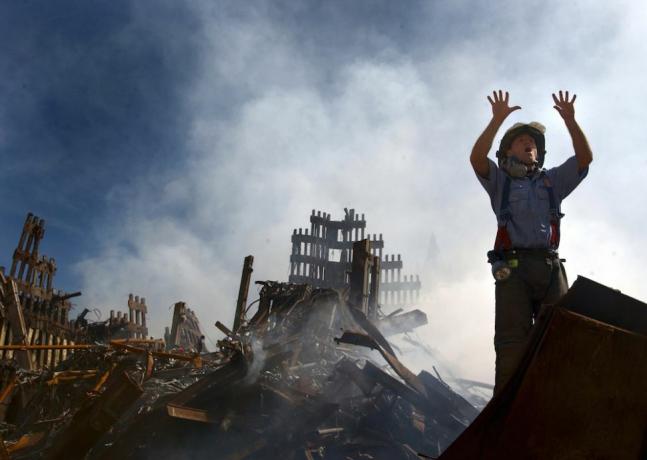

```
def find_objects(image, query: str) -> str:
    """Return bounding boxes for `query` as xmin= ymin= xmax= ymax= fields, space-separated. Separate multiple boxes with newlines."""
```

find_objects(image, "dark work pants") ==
xmin=493 ymin=253 xmax=569 ymax=395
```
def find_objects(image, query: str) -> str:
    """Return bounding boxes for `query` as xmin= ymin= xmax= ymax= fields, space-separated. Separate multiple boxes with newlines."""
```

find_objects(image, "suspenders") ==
xmin=493 ymin=176 xmax=513 ymax=252
xmin=493 ymin=172 xmax=562 ymax=252
xmin=542 ymin=174 xmax=564 ymax=249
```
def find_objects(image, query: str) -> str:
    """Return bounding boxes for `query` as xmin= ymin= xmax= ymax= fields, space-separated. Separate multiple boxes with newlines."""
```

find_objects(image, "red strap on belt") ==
xmin=494 ymin=225 xmax=512 ymax=251
xmin=549 ymin=220 xmax=560 ymax=248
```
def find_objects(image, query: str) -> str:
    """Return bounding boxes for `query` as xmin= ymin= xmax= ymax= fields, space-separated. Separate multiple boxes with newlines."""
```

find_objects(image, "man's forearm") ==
xmin=470 ymin=116 xmax=505 ymax=178
xmin=565 ymin=118 xmax=593 ymax=171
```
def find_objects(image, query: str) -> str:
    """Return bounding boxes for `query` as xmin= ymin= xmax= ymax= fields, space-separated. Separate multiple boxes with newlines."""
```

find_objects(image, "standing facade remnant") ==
xmin=289 ymin=209 xmax=421 ymax=308
xmin=0 ymin=213 xmax=81 ymax=369
xmin=165 ymin=302 xmax=207 ymax=352
xmin=127 ymin=294 xmax=148 ymax=339
xmin=233 ymin=255 xmax=254 ymax=332
xmin=1 ymin=213 xmax=156 ymax=368
xmin=108 ymin=295 xmax=149 ymax=340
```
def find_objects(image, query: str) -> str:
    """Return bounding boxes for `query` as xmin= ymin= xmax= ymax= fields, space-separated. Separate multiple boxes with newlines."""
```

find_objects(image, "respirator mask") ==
xmin=501 ymin=156 xmax=537 ymax=178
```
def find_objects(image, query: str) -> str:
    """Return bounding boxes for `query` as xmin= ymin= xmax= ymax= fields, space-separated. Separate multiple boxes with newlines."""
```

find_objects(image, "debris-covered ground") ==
xmin=0 ymin=281 xmax=478 ymax=459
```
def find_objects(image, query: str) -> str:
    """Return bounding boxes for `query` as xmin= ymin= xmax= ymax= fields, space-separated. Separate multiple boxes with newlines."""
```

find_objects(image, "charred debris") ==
xmin=0 ymin=210 xmax=484 ymax=459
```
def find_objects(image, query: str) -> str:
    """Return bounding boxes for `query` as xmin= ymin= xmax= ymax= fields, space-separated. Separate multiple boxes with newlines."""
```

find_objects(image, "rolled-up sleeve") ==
xmin=547 ymin=156 xmax=589 ymax=199
xmin=474 ymin=158 xmax=499 ymax=198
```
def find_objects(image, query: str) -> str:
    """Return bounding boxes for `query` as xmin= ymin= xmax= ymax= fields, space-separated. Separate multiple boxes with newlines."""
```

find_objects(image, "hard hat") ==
xmin=496 ymin=122 xmax=547 ymax=167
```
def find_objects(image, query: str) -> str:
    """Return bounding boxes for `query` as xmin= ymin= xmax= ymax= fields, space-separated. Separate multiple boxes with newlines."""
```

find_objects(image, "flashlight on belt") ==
xmin=491 ymin=260 xmax=511 ymax=281
xmin=487 ymin=250 xmax=518 ymax=281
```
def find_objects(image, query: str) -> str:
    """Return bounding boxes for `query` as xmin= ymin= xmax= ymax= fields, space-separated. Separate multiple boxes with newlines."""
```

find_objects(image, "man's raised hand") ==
xmin=552 ymin=90 xmax=576 ymax=122
xmin=487 ymin=90 xmax=521 ymax=122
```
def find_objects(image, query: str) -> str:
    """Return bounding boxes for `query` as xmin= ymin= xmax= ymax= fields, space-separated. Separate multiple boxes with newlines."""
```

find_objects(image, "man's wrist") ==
xmin=564 ymin=117 xmax=578 ymax=129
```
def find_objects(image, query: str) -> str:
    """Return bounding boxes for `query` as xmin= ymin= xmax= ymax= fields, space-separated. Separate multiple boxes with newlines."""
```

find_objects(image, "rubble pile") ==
xmin=0 ymin=213 xmax=482 ymax=459
xmin=88 ymin=281 xmax=478 ymax=460
xmin=0 ymin=279 xmax=477 ymax=459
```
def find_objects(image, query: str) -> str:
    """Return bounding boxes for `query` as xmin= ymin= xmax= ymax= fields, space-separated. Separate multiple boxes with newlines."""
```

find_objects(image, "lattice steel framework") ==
xmin=289 ymin=209 xmax=421 ymax=307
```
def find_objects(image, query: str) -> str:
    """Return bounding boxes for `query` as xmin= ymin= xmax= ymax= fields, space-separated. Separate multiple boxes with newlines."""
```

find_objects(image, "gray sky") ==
xmin=2 ymin=0 xmax=646 ymax=383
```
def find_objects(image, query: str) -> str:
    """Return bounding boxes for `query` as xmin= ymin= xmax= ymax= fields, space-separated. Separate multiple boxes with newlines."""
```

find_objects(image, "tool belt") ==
xmin=502 ymin=248 xmax=560 ymax=259
xmin=488 ymin=248 xmax=564 ymax=281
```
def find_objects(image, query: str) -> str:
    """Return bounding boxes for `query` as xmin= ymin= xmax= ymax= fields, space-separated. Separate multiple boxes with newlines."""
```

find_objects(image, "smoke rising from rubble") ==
xmin=3 ymin=1 xmax=646 ymax=386
xmin=244 ymin=337 xmax=268 ymax=386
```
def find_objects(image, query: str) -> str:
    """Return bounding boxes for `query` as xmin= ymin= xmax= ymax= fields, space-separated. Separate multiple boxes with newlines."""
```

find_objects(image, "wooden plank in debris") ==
xmin=166 ymin=404 xmax=214 ymax=423
xmin=233 ymin=255 xmax=254 ymax=332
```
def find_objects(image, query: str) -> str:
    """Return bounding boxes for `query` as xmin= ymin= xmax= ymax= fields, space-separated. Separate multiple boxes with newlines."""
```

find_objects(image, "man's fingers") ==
xmin=511 ymin=105 xmax=521 ymax=112
xmin=565 ymin=90 xmax=569 ymax=102
xmin=505 ymin=91 xmax=509 ymax=103
xmin=492 ymin=90 xmax=498 ymax=101
xmin=559 ymin=90 xmax=564 ymax=102
xmin=498 ymin=89 xmax=503 ymax=100
xmin=487 ymin=95 xmax=494 ymax=105
xmin=552 ymin=93 xmax=559 ymax=105
xmin=571 ymin=94 xmax=577 ymax=103
xmin=553 ymin=105 xmax=562 ymax=112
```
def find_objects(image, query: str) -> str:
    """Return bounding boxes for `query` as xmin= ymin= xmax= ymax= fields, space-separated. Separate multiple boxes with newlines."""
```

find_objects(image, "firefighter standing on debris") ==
xmin=470 ymin=90 xmax=593 ymax=394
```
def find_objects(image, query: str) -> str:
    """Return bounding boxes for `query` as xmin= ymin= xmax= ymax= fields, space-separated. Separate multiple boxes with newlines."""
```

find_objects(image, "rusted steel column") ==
xmin=233 ymin=255 xmax=254 ymax=333
xmin=368 ymin=255 xmax=381 ymax=320
xmin=349 ymin=240 xmax=371 ymax=315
